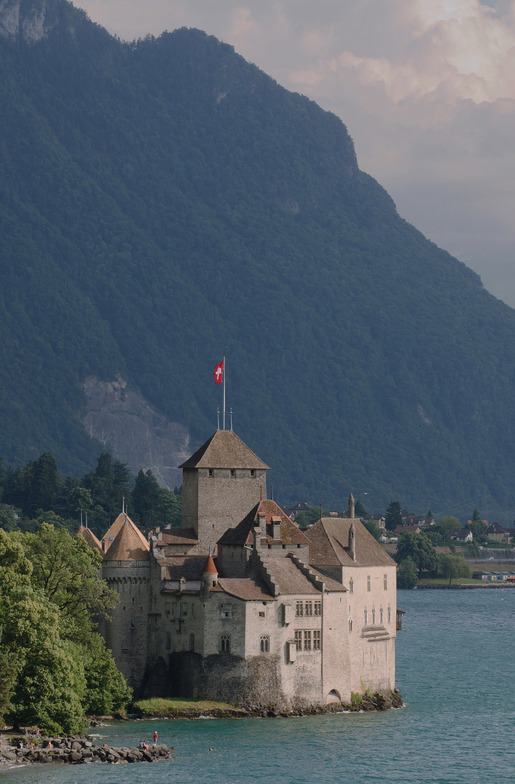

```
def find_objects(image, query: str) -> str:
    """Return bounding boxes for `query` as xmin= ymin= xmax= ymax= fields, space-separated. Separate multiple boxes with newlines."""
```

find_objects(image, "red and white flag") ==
xmin=214 ymin=359 xmax=224 ymax=384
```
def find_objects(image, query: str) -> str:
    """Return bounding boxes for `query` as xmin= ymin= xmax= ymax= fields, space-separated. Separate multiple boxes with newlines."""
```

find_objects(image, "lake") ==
xmin=2 ymin=589 xmax=514 ymax=783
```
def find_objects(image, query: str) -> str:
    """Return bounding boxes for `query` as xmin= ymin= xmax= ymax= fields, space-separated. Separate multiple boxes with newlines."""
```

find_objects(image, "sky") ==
xmin=76 ymin=0 xmax=515 ymax=307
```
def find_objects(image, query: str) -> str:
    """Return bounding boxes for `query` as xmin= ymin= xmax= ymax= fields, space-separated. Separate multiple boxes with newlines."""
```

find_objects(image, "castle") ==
xmin=86 ymin=429 xmax=398 ymax=710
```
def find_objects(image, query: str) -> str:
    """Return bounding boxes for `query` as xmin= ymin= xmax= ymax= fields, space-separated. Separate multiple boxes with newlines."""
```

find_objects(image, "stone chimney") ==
xmin=348 ymin=493 xmax=355 ymax=519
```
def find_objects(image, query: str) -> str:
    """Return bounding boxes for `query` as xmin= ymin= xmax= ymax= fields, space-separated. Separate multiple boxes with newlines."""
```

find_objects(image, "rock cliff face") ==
xmin=0 ymin=0 xmax=59 ymax=41
xmin=82 ymin=376 xmax=193 ymax=489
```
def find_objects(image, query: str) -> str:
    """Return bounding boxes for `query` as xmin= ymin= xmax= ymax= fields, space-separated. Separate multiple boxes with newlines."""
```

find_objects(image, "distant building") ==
xmin=90 ymin=430 xmax=398 ymax=711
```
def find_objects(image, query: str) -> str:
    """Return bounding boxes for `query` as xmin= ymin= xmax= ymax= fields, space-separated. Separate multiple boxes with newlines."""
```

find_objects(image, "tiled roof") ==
xmin=218 ymin=499 xmax=308 ymax=546
xmin=155 ymin=528 xmax=199 ymax=546
xmin=77 ymin=525 xmax=102 ymax=551
xmin=305 ymin=517 xmax=395 ymax=568
xmin=179 ymin=430 xmax=270 ymax=470
xmin=161 ymin=555 xmax=211 ymax=580
xmin=102 ymin=512 xmax=148 ymax=550
xmin=103 ymin=520 xmax=150 ymax=561
xmin=261 ymin=555 xmax=321 ymax=595
xmin=215 ymin=577 xmax=274 ymax=602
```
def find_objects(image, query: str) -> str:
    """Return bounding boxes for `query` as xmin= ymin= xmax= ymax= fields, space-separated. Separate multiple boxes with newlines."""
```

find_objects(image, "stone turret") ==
xmin=348 ymin=493 xmax=355 ymax=519
xmin=348 ymin=521 xmax=356 ymax=561
xmin=201 ymin=554 xmax=218 ymax=591
xmin=101 ymin=517 xmax=150 ymax=694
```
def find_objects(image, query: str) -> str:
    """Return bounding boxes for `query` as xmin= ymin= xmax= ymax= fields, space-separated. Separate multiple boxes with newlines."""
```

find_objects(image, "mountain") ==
xmin=2 ymin=0 xmax=515 ymax=520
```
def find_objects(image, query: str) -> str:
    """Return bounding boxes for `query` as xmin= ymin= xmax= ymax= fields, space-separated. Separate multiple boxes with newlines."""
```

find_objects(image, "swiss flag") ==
xmin=214 ymin=359 xmax=224 ymax=384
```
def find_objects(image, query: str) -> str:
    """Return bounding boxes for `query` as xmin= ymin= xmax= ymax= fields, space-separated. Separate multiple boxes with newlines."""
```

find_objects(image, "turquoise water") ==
xmin=3 ymin=589 xmax=514 ymax=783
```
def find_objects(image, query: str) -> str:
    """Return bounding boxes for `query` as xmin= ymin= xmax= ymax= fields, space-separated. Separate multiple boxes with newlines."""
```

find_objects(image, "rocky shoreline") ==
xmin=0 ymin=734 xmax=172 ymax=768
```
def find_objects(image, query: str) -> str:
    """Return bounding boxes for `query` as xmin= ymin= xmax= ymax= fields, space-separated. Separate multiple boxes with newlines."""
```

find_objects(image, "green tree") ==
xmin=395 ymin=532 xmax=437 ymax=575
xmin=132 ymin=469 xmax=161 ymax=528
xmin=437 ymin=553 xmax=471 ymax=585
xmin=363 ymin=520 xmax=381 ymax=541
xmin=385 ymin=501 xmax=402 ymax=531
xmin=22 ymin=523 xmax=117 ymax=640
xmin=355 ymin=498 xmax=367 ymax=517
xmin=397 ymin=556 xmax=419 ymax=589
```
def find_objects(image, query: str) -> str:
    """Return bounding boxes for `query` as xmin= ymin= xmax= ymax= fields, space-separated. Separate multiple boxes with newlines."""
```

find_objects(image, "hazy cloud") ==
xmin=76 ymin=0 xmax=515 ymax=306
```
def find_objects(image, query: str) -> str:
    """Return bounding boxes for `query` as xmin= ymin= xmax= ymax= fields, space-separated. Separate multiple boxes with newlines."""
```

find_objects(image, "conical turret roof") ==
xmin=103 ymin=519 xmax=150 ymax=561
xmin=77 ymin=525 xmax=102 ymax=551
xmin=102 ymin=511 xmax=148 ymax=551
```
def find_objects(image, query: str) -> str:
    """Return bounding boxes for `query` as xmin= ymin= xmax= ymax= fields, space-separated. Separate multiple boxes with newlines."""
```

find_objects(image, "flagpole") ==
xmin=223 ymin=355 xmax=226 ymax=430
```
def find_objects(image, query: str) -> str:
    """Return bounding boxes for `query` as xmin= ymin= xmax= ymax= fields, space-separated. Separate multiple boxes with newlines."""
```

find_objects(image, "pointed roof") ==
xmin=77 ymin=525 xmax=102 ymax=551
xmin=203 ymin=555 xmax=218 ymax=575
xmin=218 ymin=499 xmax=308 ymax=546
xmin=179 ymin=430 xmax=269 ymax=470
xmin=305 ymin=517 xmax=395 ymax=568
xmin=103 ymin=520 xmax=150 ymax=561
xmin=102 ymin=512 xmax=148 ymax=550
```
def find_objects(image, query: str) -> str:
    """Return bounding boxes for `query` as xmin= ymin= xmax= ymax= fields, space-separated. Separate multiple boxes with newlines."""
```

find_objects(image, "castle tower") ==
xmin=179 ymin=430 xmax=269 ymax=553
xmin=102 ymin=517 xmax=150 ymax=694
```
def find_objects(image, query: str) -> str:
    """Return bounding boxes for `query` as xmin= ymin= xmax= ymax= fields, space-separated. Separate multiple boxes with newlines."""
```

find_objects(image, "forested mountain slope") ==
xmin=2 ymin=0 xmax=515 ymax=519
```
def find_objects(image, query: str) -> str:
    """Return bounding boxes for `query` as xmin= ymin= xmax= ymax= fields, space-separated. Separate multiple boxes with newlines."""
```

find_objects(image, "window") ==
xmin=208 ymin=469 xmax=214 ymax=477
xmin=349 ymin=578 xmax=354 ymax=593
xmin=303 ymin=631 xmax=312 ymax=650
xmin=260 ymin=636 xmax=270 ymax=653
xmin=250 ymin=469 xmax=256 ymax=477
xmin=349 ymin=617 xmax=353 ymax=632
xmin=296 ymin=601 xmax=303 ymax=617
xmin=189 ymin=633 xmax=195 ymax=652
xmin=364 ymin=609 xmax=368 ymax=625
xmin=367 ymin=575 xmax=371 ymax=592
xmin=384 ymin=573 xmax=388 ymax=590
xmin=221 ymin=604 xmax=233 ymax=619
xmin=314 ymin=601 xmax=322 ymax=616
xmin=313 ymin=630 xmax=321 ymax=650
xmin=230 ymin=469 xmax=235 ymax=478
xmin=259 ymin=610 xmax=265 ymax=618
xmin=372 ymin=609 xmax=376 ymax=625
xmin=380 ymin=608 xmax=384 ymax=624
xmin=305 ymin=601 xmax=313 ymax=616
xmin=220 ymin=635 xmax=231 ymax=653
xmin=295 ymin=630 xmax=302 ymax=651
xmin=388 ymin=606 xmax=391 ymax=624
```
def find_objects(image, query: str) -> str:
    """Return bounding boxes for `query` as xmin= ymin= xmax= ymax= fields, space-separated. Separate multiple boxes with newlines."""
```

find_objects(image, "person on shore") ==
xmin=153 ymin=731 xmax=158 ymax=743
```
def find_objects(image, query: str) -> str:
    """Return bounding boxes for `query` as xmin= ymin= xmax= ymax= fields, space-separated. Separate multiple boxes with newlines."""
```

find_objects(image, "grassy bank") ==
xmin=132 ymin=698 xmax=248 ymax=719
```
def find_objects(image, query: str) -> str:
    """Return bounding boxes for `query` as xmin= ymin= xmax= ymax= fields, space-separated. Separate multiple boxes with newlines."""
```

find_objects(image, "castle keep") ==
xmin=95 ymin=430 xmax=398 ymax=710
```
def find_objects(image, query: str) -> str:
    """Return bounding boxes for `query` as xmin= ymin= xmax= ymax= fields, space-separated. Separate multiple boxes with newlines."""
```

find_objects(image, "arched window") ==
xmin=220 ymin=635 xmax=231 ymax=653
xmin=260 ymin=636 xmax=270 ymax=653
xmin=349 ymin=617 xmax=353 ymax=632
xmin=349 ymin=578 xmax=354 ymax=593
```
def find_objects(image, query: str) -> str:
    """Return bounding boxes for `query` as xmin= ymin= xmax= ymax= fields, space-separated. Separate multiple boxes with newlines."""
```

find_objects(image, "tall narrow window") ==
xmin=220 ymin=635 xmax=231 ymax=653
xmin=294 ymin=630 xmax=302 ymax=651
xmin=384 ymin=573 xmax=388 ymax=590
xmin=303 ymin=631 xmax=312 ymax=650
xmin=349 ymin=578 xmax=354 ymax=593
xmin=367 ymin=575 xmax=371 ymax=592
xmin=364 ymin=609 xmax=368 ymax=625
xmin=380 ymin=608 xmax=384 ymax=624
xmin=349 ymin=617 xmax=353 ymax=632
xmin=372 ymin=608 xmax=376 ymax=625
xmin=314 ymin=600 xmax=322 ymax=615
xmin=296 ymin=601 xmax=303 ymax=617
xmin=260 ymin=636 xmax=270 ymax=653
xmin=313 ymin=630 xmax=321 ymax=650
xmin=305 ymin=601 xmax=313 ymax=616
xmin=388 ymin=606 xmax=391 ymax=624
